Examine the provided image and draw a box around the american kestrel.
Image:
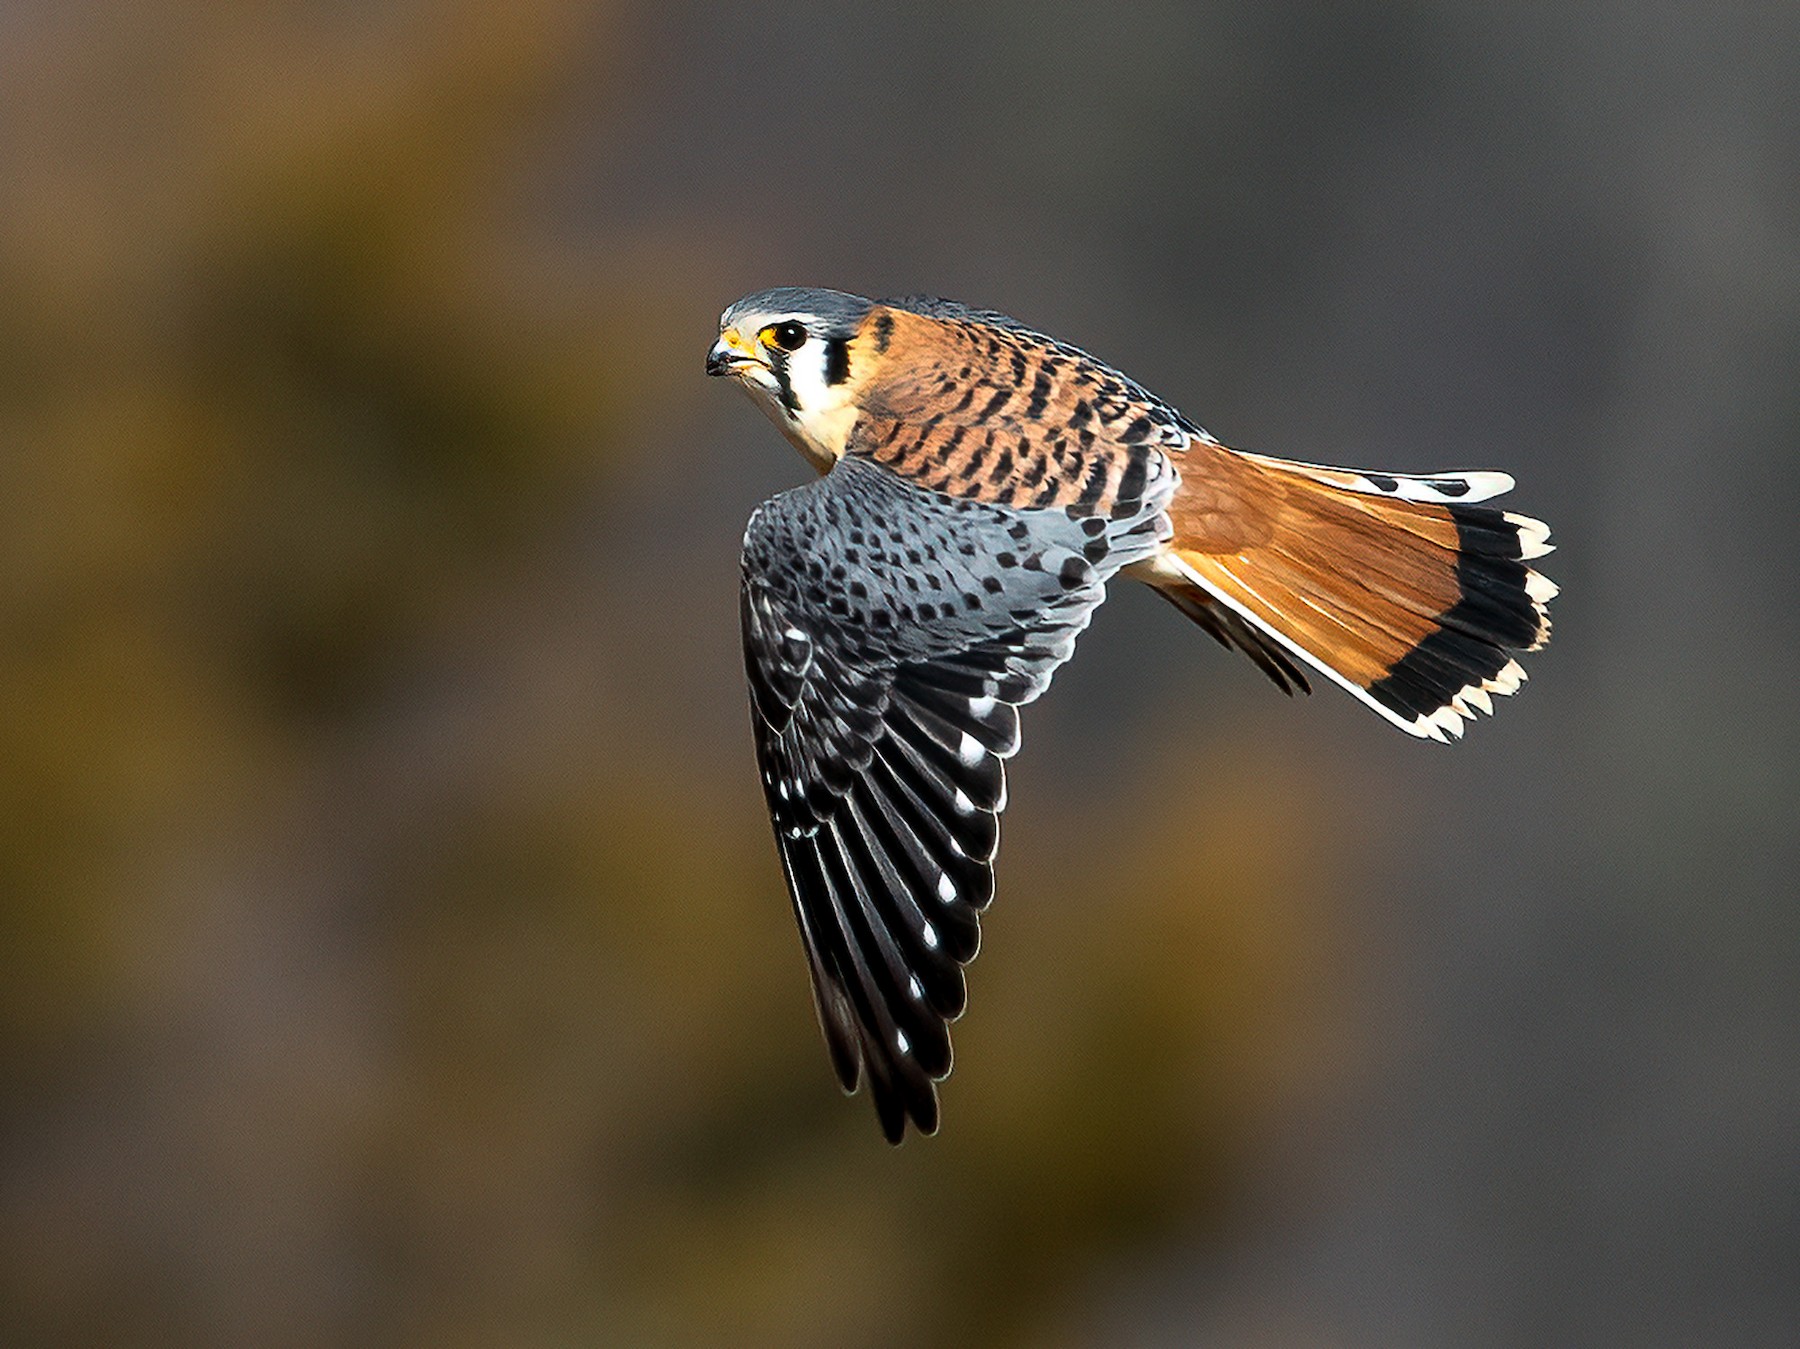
[708,287,1555,1142]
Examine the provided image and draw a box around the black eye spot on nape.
[769,321,808,351]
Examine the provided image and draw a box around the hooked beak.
[706,327,763,378]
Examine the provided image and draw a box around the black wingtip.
[873,1081,939,1146]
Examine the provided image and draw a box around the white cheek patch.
[774,337,859,458]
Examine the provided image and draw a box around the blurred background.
[2,2,1796,1345]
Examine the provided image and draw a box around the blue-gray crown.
[723,287,873,340]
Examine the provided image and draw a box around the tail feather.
[1146,445,1555,741]
[1151,582,1312,696]
[1235,451,1518,505]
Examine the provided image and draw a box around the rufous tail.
[1143,443,1555,741]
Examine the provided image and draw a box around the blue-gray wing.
[740,456,1170,1141]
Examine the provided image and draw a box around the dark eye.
[769,321,808,352]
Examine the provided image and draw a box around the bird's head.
[708,287,875,471]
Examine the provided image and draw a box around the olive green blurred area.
[3,3,1797,1346]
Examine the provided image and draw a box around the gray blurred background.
[2,2,1796,1345]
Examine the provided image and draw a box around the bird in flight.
[708,287,1555,1142]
